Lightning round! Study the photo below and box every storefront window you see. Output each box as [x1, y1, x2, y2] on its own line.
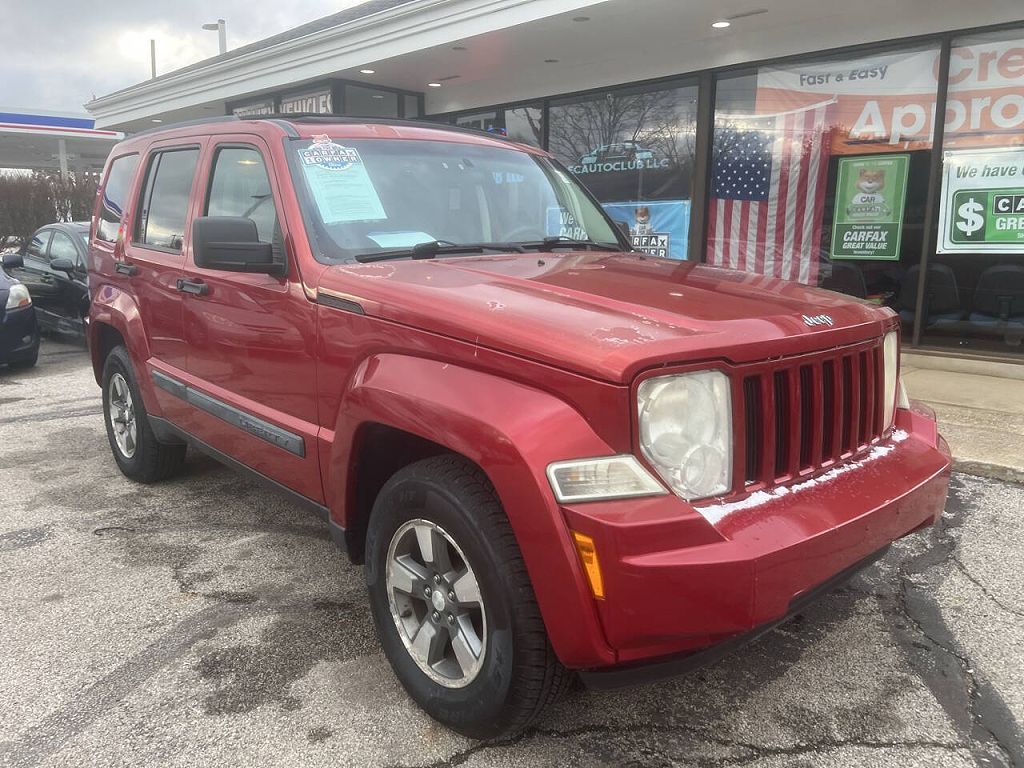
[504, 105, 544, 147]
[454, 104, 544, 146]
[547, 81, 698, 260]
[708, 45, 941, 345]
[923, 27, 1024, 354]
[455, 110, 499, 133]
[403, 95, 420, 119]
[345, 85, 399, 118]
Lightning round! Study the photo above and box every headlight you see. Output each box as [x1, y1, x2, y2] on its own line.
[638, 371, 732, 501]
[547, 455, 666, 503]
[5, 284, 31, 310]
[882, 330, 899, 429]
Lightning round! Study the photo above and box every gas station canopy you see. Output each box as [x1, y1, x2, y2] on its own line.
[0, 110, 122, 176]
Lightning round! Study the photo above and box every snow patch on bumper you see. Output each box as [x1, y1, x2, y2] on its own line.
[700, 428, 910, 525]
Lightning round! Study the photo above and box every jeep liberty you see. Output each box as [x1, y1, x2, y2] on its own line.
[87, 117, 951, 738]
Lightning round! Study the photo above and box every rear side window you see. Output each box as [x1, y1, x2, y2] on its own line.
[97, 154, 139, 242]
[135, 148, 199, 251]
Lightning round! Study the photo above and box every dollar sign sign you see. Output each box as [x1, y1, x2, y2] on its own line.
[955, 198, 984, 237]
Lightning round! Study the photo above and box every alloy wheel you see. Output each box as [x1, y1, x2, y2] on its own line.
[108, 373, 137, 459]
[385, 519, 487, 688]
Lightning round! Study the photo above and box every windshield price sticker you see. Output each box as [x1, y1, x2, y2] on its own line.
[938, 148, 1024, 253]
[298, 142, 387, 224]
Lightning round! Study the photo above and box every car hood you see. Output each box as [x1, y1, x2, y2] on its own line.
[316, 251, 894, 383]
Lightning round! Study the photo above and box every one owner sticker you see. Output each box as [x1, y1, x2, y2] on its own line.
[298, 141, 387, 223]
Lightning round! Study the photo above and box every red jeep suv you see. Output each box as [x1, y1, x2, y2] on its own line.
[87, 116, 951, 738]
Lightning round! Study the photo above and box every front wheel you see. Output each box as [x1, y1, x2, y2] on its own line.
[365, 455, 570, 738]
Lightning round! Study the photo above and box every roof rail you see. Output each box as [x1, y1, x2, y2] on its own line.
[125, 113, 516, 143]
[238, 113, 513, 142]
[129, 114, 241, 138]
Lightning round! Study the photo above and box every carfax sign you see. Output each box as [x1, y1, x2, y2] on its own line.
[938, 147, 1024, 253]
[830, 154, 909, 261]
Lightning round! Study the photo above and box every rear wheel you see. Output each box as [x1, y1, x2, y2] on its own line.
[365, 455, 570, 738]
[102, 346, 186, 483]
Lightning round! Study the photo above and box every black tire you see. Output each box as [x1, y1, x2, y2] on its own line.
[8, 349, 38, 369]
[101, 345, 186, 483]
[365, 455, 570, 739]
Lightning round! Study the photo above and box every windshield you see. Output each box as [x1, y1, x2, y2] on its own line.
[287, 137, 623, 262]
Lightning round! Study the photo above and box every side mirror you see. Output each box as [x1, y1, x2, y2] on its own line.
[2, 252, 24, 270]
[614, 220, 631, 239]
[50, 257, 76, 274]
[192, 216, 282, 276]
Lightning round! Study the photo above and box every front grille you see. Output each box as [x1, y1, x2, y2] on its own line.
[736, 339, 885, 491]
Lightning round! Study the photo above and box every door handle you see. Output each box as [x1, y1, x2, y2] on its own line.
[114, 262, 138, 276]
[176, 278, 209, 296]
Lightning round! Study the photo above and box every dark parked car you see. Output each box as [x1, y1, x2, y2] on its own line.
[12, 222, 91, 337]
[0, 252, 40, 368]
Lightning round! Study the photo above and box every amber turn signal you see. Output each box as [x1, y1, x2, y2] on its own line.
[572, 531, 605, 599]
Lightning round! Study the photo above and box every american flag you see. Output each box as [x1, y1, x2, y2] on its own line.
[706, 102, 833, 285]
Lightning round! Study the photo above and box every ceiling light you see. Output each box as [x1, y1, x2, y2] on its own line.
[573, 16, 590, 22]
[711, 20, 731, 28]
[427, 82, 442, 87]
[151, 118, 163, 123]
[359, 68, 375, 74]
[372, 94, 384, 99]
[452, 45, 467, 51]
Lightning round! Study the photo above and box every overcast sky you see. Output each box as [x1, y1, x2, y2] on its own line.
[4, 0, 369, 113]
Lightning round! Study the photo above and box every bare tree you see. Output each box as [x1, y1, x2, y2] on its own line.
[0, 171, 98, 248]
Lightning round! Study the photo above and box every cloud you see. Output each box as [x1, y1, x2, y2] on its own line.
[1, 0, 366, 111]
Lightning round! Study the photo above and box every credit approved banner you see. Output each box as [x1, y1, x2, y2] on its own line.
[755, 38, 1024, 155]
[830, 154, 909, 261]
[938, 147, 1024, 253]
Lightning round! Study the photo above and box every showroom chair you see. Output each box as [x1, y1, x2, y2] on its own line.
[821, 262, 867, 299]
[968, 264, 1024, 345]
[896, 264, 965, 330]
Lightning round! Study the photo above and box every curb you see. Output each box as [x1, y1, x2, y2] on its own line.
[952, 459, 1024, 486]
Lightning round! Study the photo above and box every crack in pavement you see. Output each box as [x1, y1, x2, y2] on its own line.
[383, 722, 970, 768]
[948, 554, 1024, 619]
[0, 602, 247, 768]
[888, 477, 1023, 768]
[0, 406, 101, 425]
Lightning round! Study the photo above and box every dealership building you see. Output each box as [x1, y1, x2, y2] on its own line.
[85, 0, 1024, 363]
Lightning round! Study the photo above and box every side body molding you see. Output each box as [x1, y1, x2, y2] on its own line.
[324, 354, 619, 668]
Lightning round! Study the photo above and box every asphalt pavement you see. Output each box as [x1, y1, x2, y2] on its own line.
[0, 339, 1021, 768]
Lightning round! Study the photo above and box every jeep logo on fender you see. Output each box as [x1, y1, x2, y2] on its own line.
[802, 313, 835, 327]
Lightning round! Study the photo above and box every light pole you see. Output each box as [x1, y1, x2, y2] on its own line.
[202, 19, 227, 55]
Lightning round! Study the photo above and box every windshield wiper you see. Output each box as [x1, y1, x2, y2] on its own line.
[523, 236, 623, 252]
[354, 241, 525, 263]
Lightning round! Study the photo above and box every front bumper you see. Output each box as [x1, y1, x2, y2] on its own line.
[560, 405, 951, 670]
[580, 543, 891, 689]
[0, 306, 40, 364]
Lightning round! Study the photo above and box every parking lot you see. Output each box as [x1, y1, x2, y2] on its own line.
[0, 340, 1021, 768]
